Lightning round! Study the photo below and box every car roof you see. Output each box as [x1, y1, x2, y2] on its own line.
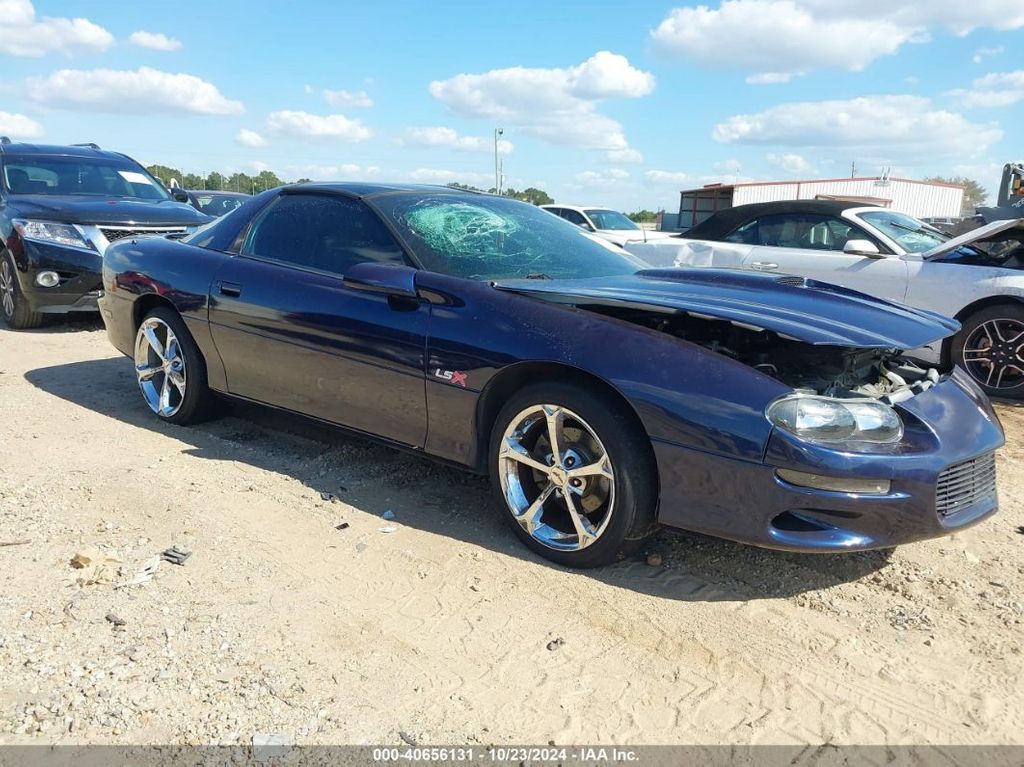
[685, 199, 878, 239]
[541, 204, 609, 211]
[285, 181, 484, 199]
[0, 140, 126, 160]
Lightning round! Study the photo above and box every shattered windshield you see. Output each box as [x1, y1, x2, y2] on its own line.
[859, 210, 948, 253]
[374, 194, 643, 280]
[585, 208, 640, 231]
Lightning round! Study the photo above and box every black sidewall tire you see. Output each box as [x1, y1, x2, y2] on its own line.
[951, 304, 1024, 399]
[139, 307, 220, 425]
[1, 251, 44, 330]
[488, 381, 658, 568]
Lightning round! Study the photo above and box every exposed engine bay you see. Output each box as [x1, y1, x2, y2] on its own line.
[589, 306, 944, 404]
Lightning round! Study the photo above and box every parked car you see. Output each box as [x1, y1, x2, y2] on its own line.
[174, 189, 250, 218]
[0, 138, 210, 329]
[99, 184, 1003, 567]
[627, 200, 1024, 398]
[540, 204, 672, 247]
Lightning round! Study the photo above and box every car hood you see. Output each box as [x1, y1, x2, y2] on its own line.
[921, 217, 1024, 260]
[6, 194, 211, 226]
[494, 268, 960, 349]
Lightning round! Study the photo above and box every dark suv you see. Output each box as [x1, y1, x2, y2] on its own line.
[0, 138, 210, 328]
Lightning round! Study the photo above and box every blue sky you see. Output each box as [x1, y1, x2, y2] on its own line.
[1, 0, 1022, 210]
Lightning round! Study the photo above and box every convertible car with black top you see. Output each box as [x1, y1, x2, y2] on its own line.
[98, 184, 1004, 567]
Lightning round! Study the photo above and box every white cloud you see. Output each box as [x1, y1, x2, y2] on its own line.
[715, 158, 743, 174]
[407, 168, 493, 185]
[401, 126, 513, 154]
[651, 0, 1024, 80]
[26, 67, 243, 115]
[575, 168, 630, 187]
[767, 152, 812, 174]
[429, 51, 652, 156]
[0, 111, 43, 139]
[644, 170, 690, 185]
[973, 45, 1004, 64]
[322, 88, 374, 108]
[235, 129, 267, 148]
[303, 84, 314, 94]
[286, 163, 380, 180]
[128, 30, 182, 51]
[746, 72, 795, 85]
[0, 0, 113, 57]
[607, 148, 643, 163]
[712, 95, 1002, 158]
[265, 110, 372, 141]
[950, 70, 1024, 108]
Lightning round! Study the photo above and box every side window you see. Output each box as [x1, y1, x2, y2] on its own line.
[562, 209, 588, 227]
[723, 219, 759, 245]
[241, 194, 406, 274]
[746, 213, 832, 249]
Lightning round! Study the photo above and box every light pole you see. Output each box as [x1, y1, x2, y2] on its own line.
[494, 127, 503, 194]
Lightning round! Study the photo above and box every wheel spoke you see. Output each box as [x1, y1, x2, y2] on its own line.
[143, 325, 167, 361]
[167, 369, 186, 396]
[500, 437, 551, 474]
[159, 374, 172, 414]
[165, 333, 179, 362]
[136, 364, 160, 382]
[563, 491, 597, 548]
[567, 453, 613, 481]
[542, 405, 564, 466]
[517, 483, 554, 535]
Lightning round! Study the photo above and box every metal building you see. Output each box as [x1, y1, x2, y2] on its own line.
[668, 176, 965, 232]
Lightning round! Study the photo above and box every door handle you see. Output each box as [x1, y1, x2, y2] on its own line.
[750, 261, 778, 271]
[218, 281, 242, 297]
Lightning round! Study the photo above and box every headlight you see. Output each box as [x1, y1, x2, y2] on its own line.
[767, 395, 902, 445]
[13, 219, 94, 251]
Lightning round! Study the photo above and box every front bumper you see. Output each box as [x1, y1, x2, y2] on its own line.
[653, 372, 1005, 552]
[14, 240, 103, 314]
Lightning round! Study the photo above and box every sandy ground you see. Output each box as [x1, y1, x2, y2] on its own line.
[0, 319, 1022, 747]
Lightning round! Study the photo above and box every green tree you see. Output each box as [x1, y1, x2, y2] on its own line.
[925, 176, 988, 215]
[146, 164, 182, 188]
[205, 172, 225, 191]
[446, 182, 485, 193]
[255, 170, 283, 191]
[510, 187, 554, 205]
[628, 209, 657, 223]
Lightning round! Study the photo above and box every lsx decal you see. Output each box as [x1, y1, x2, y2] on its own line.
[433, 368, 468, 387]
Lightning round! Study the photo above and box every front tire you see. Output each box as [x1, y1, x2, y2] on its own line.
[489, 382, 658, 568]
[952, 304, 1024, 399]
[1, 252, 44, 329]
[134, 306, 220, 424]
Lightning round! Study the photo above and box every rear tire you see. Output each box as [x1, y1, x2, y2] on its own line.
[134, 306, 221, 425]
[1, 252, 44, 330]
[951, 304, 1024, 399]
[488, 381, 658, 568]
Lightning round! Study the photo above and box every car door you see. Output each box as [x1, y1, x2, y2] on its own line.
[206, 191, 429, 447]
[737, 213, 910, 304]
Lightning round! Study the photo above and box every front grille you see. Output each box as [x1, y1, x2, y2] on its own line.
[100, 227, 185, 243]
[936, 452, 997, 517]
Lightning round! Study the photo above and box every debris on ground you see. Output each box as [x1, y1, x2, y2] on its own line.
[546, 637, 565, 651]
[334, 522, 350, 531]
[0, 539, 31, 547]
[646, 552, 663, 567]
[105, 612, 126, 627]
[70, 547, 122, 585]
[160, 546, 192, 566]
[886, 605, 934, 631]
[379, 526, 397, 534]
[399, 730, 418, 746]
[320, 491, 338, 503]
[251, 732, 292, 763]
[382, 510, 396, 521]
[117, 557, 160, 589]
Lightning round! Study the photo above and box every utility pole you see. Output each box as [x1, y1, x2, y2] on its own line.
[494, 127, 503, 194]
[851, 161, 856, 178]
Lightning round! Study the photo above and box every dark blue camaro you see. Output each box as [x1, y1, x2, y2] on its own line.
[99, 183, 1004, 567]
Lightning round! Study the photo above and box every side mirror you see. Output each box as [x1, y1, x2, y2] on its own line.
[171, 188, 190, 203]
[579, 221, 596, 232]
[843, 239, 882, 257]
[342, 262, 418, 299]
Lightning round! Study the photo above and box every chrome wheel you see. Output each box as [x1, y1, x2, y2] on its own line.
[497, 404, 615, 551]
[134, 317, 187, 417]
[962, 318, 1024, 391]
[0, 259, 14, 319]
